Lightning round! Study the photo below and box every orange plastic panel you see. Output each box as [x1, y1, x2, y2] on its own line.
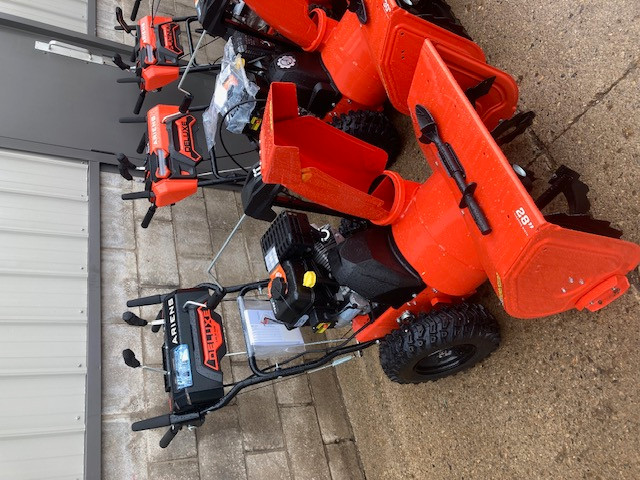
[353, 288, 456, 343]
[503, 229, 639, 317]
[434, 44, 518, 131]
[260, 83, 392, 221]
[139, 16, 169, 58]
[355, 2, 486, 113]
[152, 178, 198, 207]
[147, 104, 178, 157]
[575, 275, 631, 313]
[403, 39, 640, 318]
[245, 0, 321, 50]
[142, 65, 180, 91]
[392, 173, 487, 297]
[320, 13, 388, 107]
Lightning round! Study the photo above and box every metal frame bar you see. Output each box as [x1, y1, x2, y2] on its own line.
[84, 162, 102, 480]
[0, 136, 127, 166]
[0, 11, 130, 56]
[129, 281, 377, 448]
[87, 0, 97, 37]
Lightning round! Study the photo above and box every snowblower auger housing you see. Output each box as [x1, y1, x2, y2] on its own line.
[241, 0, 519, 129]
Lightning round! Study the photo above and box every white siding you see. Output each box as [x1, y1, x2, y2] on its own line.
[0, 0, 88, 33]
[0, 149, 88, 480]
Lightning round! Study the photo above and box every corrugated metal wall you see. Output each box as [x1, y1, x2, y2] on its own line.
[0, 149, 89, 480]
[0, 0, 88, 33]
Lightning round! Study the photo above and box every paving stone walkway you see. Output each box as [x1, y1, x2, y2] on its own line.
[100, 173, 365, 480]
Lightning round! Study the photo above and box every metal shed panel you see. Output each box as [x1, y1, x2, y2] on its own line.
[0, 0, 88, 33]
[0, 149, 88, 480]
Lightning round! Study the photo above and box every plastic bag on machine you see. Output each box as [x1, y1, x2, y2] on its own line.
[203, 38, 259, 150]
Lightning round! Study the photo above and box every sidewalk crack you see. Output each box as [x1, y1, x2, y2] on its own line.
[550, 60, 638, 144]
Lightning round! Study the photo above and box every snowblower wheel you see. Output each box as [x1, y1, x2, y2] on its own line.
[330, 110, 401, 166]
[399, 0, 471, 40]
[379, 303, 500, 384]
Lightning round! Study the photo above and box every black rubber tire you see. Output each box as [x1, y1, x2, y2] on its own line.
[330, 110, 402, 164]
[379, 303, 500, 384]
[399, 0, 471, 40]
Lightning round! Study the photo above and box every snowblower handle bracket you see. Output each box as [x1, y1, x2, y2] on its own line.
[416, 104, 491, 235]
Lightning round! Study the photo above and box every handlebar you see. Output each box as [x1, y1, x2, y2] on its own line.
[141, 205, 157, 229]
[134, 90, 147, 115]
[130, 0, 142, 21]
[122, 191, 152, 200]
[127, 294, 164, 308]
[159, 427, 180, 448]
[136, 132, 148, 155]
[119, 116, 147, 124]
[131, 411, 202, 431]
[117, 77, 142, 84]
[115, 7, 132, 34]
[132, 414, 172, 431]
[179, 94, 193, 114]
[113, 54, 130, 71]
[116, 153, 134, 181]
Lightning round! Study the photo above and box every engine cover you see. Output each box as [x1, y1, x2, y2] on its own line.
[267, 52, 341, 116]
[329, 227, 425, 308]
[260, 211, 343, 330]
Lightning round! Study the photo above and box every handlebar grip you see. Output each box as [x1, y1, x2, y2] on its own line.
[179, 94, 193, 114]
[122, 311, 148, 326]
[132, 411, 202, 431]
[141, 205, 157, 229]
[132, 414, 172, 431]
[206, 288, 227, 310]
[136, 132, 148, 155]
[118, 165, 133, 181]
[117, 77, 141, 84]
[159, 426, 180, 448]
[133, 90, 147, 115]
[113, 54, 129, 70]
[130, 0, 142, 21]
[122, 191, 151, 200]
[115, 7, 132, 34]
[130, 46, 137, 63]
[127, 294, 164, 308]
[119, 116, 147, 124]
[465, 196, 492, 236]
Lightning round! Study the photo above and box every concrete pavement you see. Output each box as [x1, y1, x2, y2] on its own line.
[333, 2, 640, 479]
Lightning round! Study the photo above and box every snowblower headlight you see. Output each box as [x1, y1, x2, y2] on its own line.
[172, 344, 193, 390]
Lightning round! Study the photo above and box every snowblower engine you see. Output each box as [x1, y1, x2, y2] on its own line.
[260, 211, 426, 333]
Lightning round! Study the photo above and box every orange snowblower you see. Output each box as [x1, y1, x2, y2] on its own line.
[112, 6, 224, 115]
[228, 0, 532, 141]
[257, 43, 640, 348]
[124, 53, 639, 446]
[122, 2, 639, 449]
